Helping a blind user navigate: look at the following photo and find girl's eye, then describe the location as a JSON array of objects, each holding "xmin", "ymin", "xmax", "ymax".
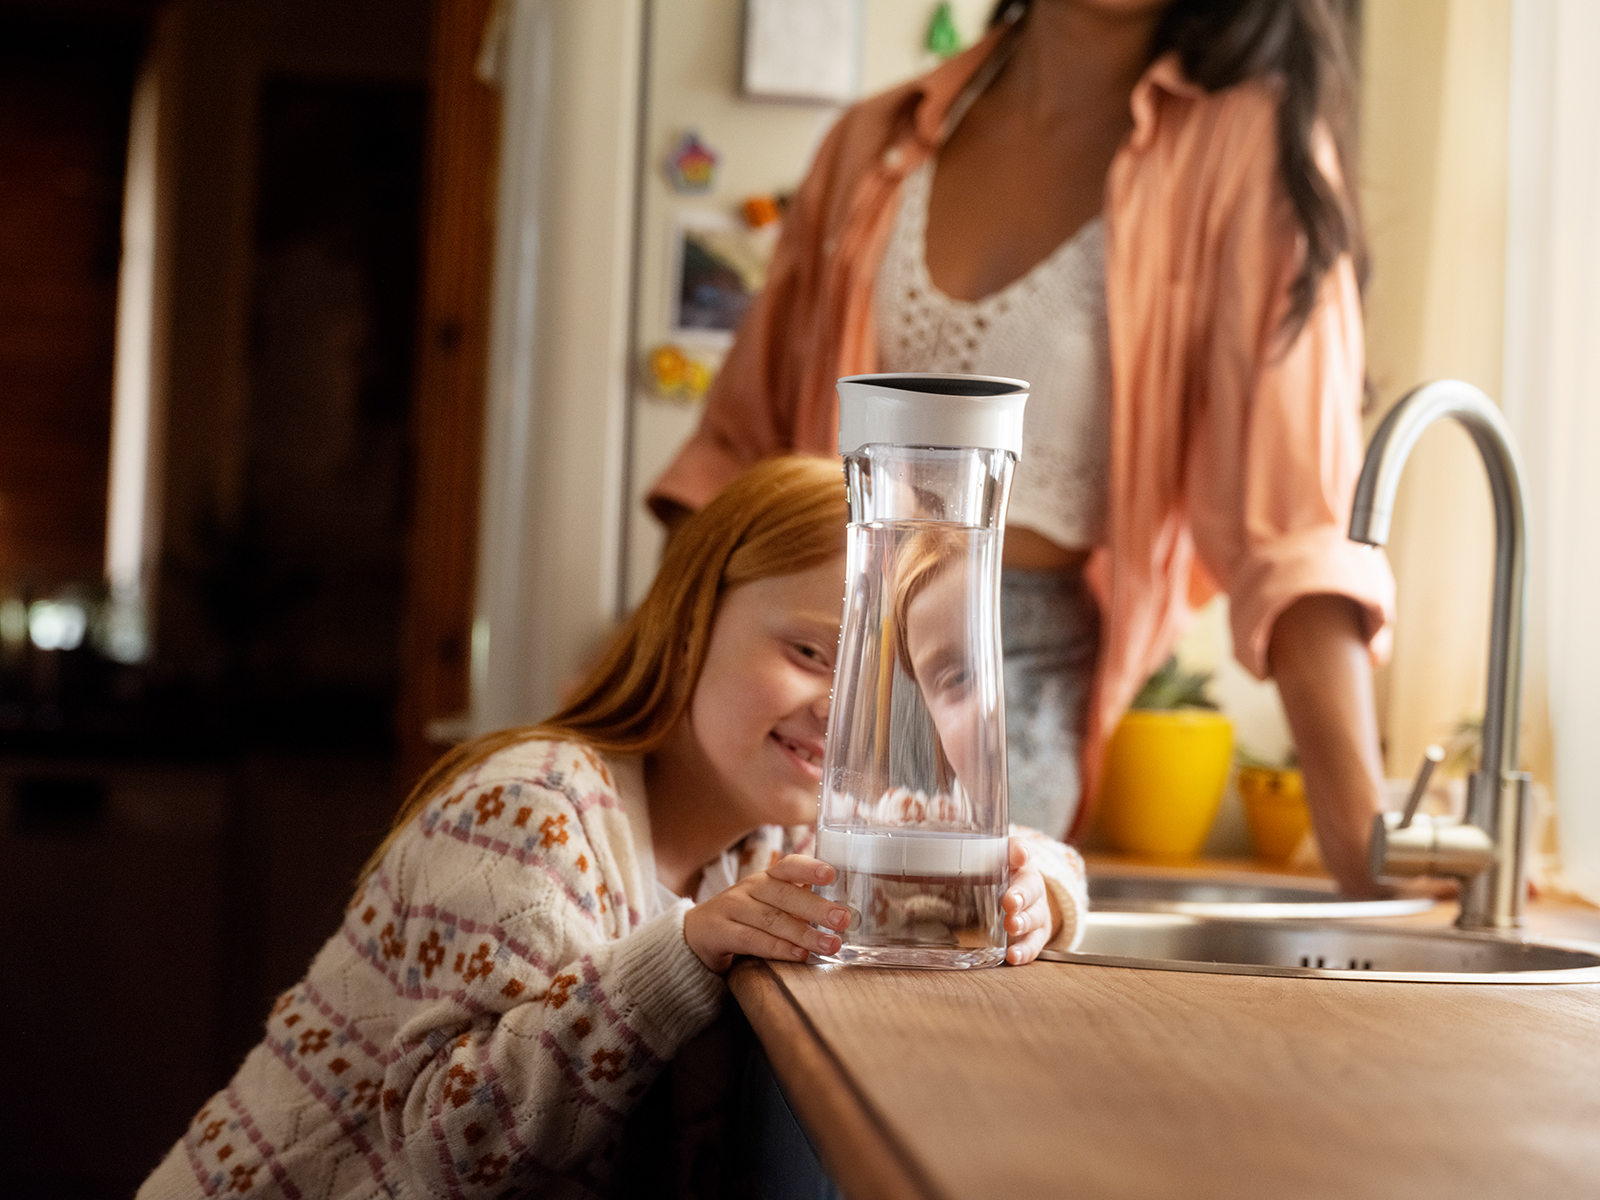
[{"xmin": 793, "ymin": 643, "xmax": 827, "ymax": 665}]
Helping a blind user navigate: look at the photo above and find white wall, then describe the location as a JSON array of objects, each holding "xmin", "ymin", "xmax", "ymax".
[{"xmin": 1360, "ymin": 0, "xmax": 1512, "ymax": 783}]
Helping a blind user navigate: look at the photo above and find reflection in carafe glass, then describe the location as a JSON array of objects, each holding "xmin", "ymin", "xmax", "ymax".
[{"xmin": 816, "ymin": 520, "xmax": 1008, "ymax": 968}]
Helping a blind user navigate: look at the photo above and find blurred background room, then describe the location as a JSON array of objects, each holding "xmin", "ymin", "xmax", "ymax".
[{"xmin": 1, "ymin": 0, "xmax": 1596, "ymax": 1194}]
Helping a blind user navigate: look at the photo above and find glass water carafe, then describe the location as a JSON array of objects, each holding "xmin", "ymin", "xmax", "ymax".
[{"xmin": 815, "ymin": 373, "xmax": 1028, "ymax": 969}]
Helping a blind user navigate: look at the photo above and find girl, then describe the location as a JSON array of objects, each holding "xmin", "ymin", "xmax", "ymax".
[
  {"xmin": 648, "ymin": 0, "xmax": 1396, "ymax": 895},
  {"xmin": 140, "ymin": 456, "xmax": 1087, "ymax": 1200}
]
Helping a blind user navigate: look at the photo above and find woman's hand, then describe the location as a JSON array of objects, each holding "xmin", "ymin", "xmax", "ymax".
[
  {"xmin": 683, "ymin": 854, "xmax": 851, "ymax": 974},
  {"xmin": 1003, "ymin": 839, "xmax": 1054, "ymax": 965}
]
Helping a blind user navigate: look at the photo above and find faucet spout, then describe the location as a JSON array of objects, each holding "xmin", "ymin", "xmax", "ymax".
[{"xmin": 1349, "ymin": 380, "xmax": 1529, "ymax": 929}]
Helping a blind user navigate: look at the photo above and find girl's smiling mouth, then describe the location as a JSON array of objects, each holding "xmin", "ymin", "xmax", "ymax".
[{"xmin": 772, "ymin": 732, "xmax": 825, "ymax": 779}]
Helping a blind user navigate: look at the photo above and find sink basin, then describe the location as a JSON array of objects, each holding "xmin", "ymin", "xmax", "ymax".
[
  {"xmin": 1087, "ymin": 868, "xmax": 1436, "ymax": 919},
  {"xmin": 1040, "ymin": 912, "xmax": 1600, "ymax": 983}
]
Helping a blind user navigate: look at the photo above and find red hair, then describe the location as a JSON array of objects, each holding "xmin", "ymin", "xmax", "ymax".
[{"xmin": 356, "ymin": 455, "xmax": 847, "ymax": 890}]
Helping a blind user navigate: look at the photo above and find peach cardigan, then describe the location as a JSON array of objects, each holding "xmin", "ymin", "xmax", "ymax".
[{"xmin": 649, "ymin": 32, "xmax": 1394, "ymax": 840}]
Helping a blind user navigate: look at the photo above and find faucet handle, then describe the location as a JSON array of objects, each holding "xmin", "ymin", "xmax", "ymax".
[
  {"xmin": 1370, "ymin": 809, "xmax": 1496, "ymax": 883},
  {"xmin": 1397, "ymin": 744, "xmax": 1446, "ymax": 830}
]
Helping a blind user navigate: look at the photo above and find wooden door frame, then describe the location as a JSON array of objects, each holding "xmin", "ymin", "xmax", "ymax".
[{"xmin": 395, "ymin": 0, "xmax": 500, "ymax": 794}]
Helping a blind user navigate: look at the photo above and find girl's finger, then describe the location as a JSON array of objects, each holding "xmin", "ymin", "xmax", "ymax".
[
  {"xmin": 724, "ymin": 890, "xmax": 844, "ymax": 954},
  {"xmin": 746, "ymin": 873, "xmax": 853, "ymax": 931},
  {"xmin": 1006, "ymin": 924, "xmax": 1049, "ymax": 966},
  {"xmin": 1005, "ymin": 890, "xmax": 1051, "ymax": 934},
  {"xmin": 1016, "ymin": 894, "xmax": 1052, "ymax": 938},
  {"xmin": 1002, "ymin": 864, "xmax": 1045, "ymax": 916},
  {"xmin": 1005, "ymin": 902, "xmax": 1031, "ymax": 937},
  {"xmin": 717, "ymin": 919, "xmax": 815, "ymax": 963},
  {"xmin": 1005, "ymin": 861, "xmax": 1054, "ymax": 939},
  {"xmin": 768, "ymin": 854, "xmax": 836, "ymax": 887}
]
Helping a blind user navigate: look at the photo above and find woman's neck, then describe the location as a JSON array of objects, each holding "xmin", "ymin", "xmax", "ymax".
[
  {"xmin": 925, "ymin": 0, "xmax": 1165, "ymax": 301},
  {"xmin": 644, "ymin": 723, "xmax": 749, "ymax": 897},
  {"xmin": 997, "ymin": 2, "xmax": 1165, "ymax": 126}
]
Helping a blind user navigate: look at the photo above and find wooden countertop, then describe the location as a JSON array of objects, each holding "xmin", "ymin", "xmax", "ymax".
[{"xmin": 729, "ymin": 867, "xmax": 1600, "ymax": 1200}]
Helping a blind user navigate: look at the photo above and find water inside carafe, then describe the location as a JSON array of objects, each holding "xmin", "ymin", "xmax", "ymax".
[{"xmin": 815, "ymin": 518, "xmax": 1008, "ymax": 969}]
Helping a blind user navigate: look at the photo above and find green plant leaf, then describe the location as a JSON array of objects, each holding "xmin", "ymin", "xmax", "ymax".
[
  {"xmin": 1130, "ymin": 655, "xmax": 1218, "ymax": 711},
  {"xmin": 1442, "ymin": 714, "xmax": 1483, "ymax": 776}
]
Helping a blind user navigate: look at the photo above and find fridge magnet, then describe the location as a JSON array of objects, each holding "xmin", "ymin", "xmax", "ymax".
[
  {"xmin": 668, "ymin": 210, "xmax": 777, "ymax": 341},
  {"xmin": 741, "ymin": 193, "xmax": 783, "ymax": 229},
  {"xmin": 643, "ymin": 342, "xmax": 716, "ymax": 405},
  {"xmin": 665, "ymin": 131, "xmax": 719, "ymax": 194},
  {"xmin": 742, "ymin": 0, "xmax": 861, "ymax": 105}
]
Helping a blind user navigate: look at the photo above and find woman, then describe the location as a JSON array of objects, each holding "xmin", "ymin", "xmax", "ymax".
[
  {"xmin": 140, "ymin": 457, "xmax": 1086, "ymax": 1200},
  {"xmin": 649, "ymin": 0, "xmax": 1393, "ymax": 894}
]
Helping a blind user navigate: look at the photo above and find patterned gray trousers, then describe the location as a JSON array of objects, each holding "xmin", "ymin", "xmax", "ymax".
[{"xmin": 1002, "ymin": 566, "xmax": 1100, "ymax": 840}]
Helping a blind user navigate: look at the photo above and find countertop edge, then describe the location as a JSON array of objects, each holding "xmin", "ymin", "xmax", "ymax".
[{"xmin": 729, "ymin": 958, "xmax": 938, "ymax": 1200}]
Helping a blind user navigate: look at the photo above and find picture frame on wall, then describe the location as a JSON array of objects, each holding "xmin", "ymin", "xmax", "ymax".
[
  {"xmin": 667, "ymin": 210, "xmax": 778, "ymax": 345},
  {"xmin": 741, "ymin": 0, "xmax": 861, "ymax": 106}
]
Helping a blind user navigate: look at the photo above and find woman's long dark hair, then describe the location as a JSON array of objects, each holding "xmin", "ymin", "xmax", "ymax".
[{"xmin": 993, "ymin": 0, "xmax": 1364, "ymax": 335}]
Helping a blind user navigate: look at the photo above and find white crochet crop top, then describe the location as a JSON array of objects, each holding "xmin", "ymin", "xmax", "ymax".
[{"xmin": 873, "ymin": 157, "xmax": 1111, "ymax": 549}]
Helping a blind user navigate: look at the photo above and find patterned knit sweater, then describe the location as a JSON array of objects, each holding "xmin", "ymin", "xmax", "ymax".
[{"xmin": 139, "ymin": 737, "xmax": 1087, "ymax": 1199}]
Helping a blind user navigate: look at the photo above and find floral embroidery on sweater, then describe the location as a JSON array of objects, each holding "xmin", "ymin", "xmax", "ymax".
[{"xmin": 150, "ymin": 740, "xmax": 725, "ymax": 1200}]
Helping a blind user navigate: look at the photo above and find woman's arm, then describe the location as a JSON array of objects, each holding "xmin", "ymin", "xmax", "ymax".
[
  {"xmin": 1174, "ymin": 94, "xmax": 1393, "ymax": 897},
  {"xmin": 1269, "ymin": 593, "xmax": 1385, "ymax": 896}
]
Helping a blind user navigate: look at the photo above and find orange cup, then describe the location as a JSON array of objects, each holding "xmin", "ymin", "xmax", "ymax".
[{"xmin": 1238, "ymin": 766, "xmax": 1311, "ymax": 863}]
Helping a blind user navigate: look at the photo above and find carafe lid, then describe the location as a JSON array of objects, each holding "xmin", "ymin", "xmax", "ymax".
[{"xmin": 837, "ymin": 373, "xmax": 1029, "ymax": 456}]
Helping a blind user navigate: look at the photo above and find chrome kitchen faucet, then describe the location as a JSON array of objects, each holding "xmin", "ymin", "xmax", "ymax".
[{"xmin": 1349, "ymin": 380, "xmax": 1531, "ymax": 931}]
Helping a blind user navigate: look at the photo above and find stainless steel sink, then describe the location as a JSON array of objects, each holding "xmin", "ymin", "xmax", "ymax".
[
  {"xmin": 1040, "ymin": 912, "xmax": 1600, "ymax": 983},
  {"xmin": 1087, "ymin": 868, "xmax": 1436, "ymax": 919}
]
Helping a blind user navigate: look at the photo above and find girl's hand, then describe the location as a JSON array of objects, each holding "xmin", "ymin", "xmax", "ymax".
[
  {"xmin": 1003, "ymin": 838, "xmax": 1054, "ymax": 965},
  {"xmin": 683, "ymin": 854, "xmax": 851, "ymax": 974}
]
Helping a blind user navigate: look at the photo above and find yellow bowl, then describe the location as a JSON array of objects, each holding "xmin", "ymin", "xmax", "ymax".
[
  {"xmin": 1096, "ymin": 709, "xmax": 1233, "ymax": 858},
  {"xmin": 1238, "ymin": 767, "xmax": 1311, "ymax": 863}
]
